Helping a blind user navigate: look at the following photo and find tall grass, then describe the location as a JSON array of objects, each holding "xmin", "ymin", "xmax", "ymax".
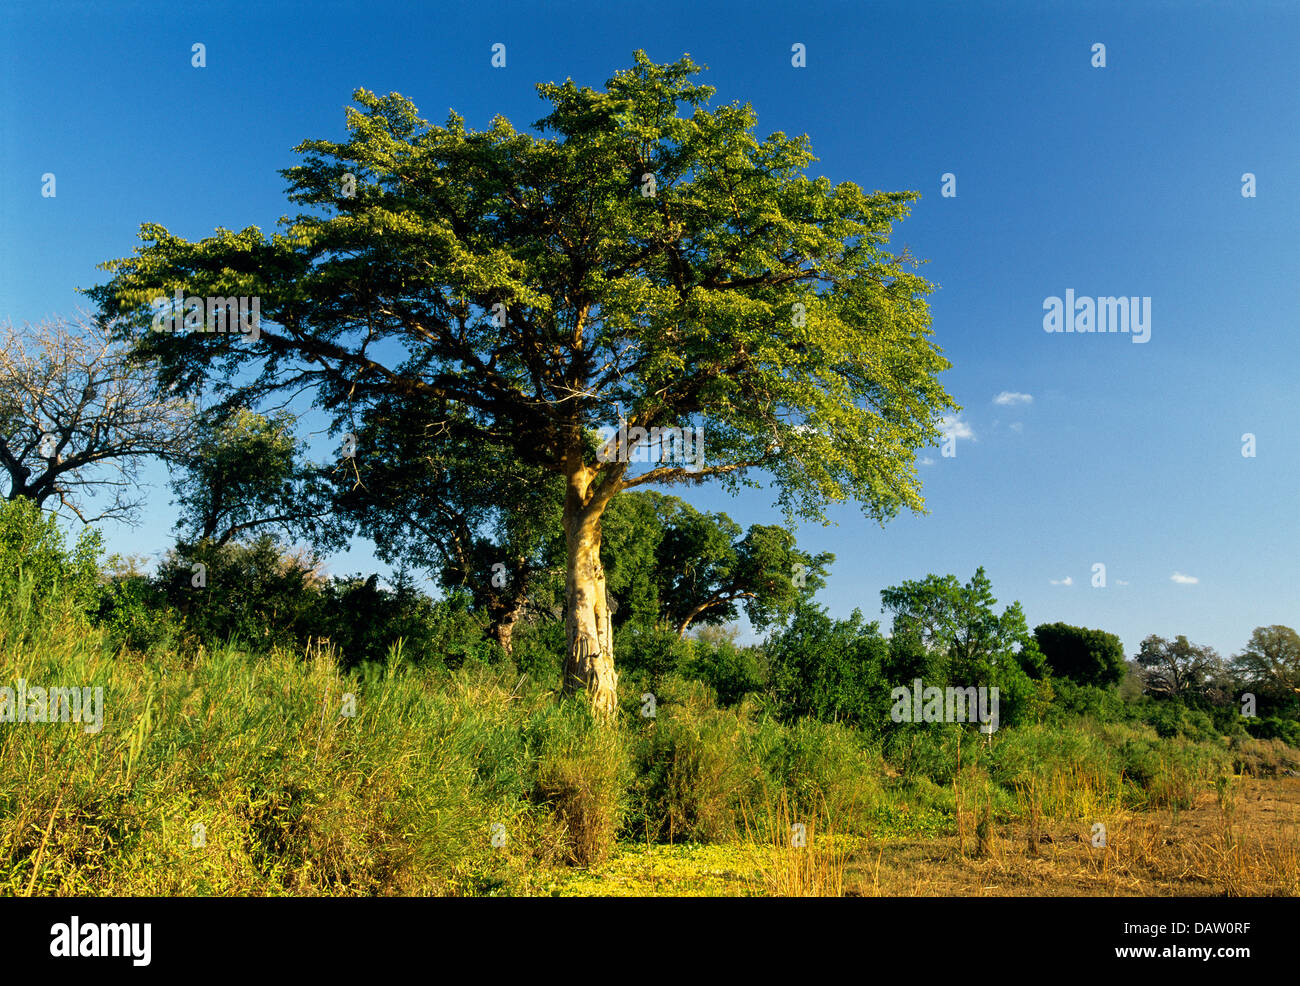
[{"xmin": 1, "ymin": 569, "xmax": 1288, "ymax": 896}]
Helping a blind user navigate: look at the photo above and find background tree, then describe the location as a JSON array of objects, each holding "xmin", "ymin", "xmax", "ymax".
[
  {"xmin": 881, "ymin": 568, "xmax": 1045, "ymax": 679},
  {"xmin": 880, "ymin": 567, "xmax": 1048, "ymax": 726},
  {"xmin": 0, "ymin": 314, "xmax": 192, "ymax": 524},
  {"xmin": 332, "ymin": 395, "xmax": 567, "ymax": 654},
  {"xmin": 91, "ymin": 52, "xmax": 957, "ymax": 713},
  {"xmin": 1032, "ymin": 622, "xmax": 1126, "ymax": 688},
  {"xmin": 1231, "ymin": 625, "xmax": 1300, "ymax": 714},
  {"xmin": 153, "ymin": 535, "xmax": 328, "ymax": 652},
  {"xmin": 642, "ymin": 493, "xmax": 831, "ymax": 637},
  {"xmin": 1134, "ymin": 634, "xmax": 1223, "ymax": 700},
  {"xmin": 765, "ymin": 602, "xmax": 889, "ymax": 727},
  {"xmin": 171, "ymin": 407, "xmax": 338, "ymax": 549}
]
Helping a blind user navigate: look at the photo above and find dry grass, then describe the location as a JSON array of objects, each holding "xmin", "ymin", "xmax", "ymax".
[
  {"xmin": 844, "ymin": 776, "xmax": 1300, "ymax": 896},
  {"xmin": 745, "ymin": 793, "xmax": 851, "ymax": 897}
]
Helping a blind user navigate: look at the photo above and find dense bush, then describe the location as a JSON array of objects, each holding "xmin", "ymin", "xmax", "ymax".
[
  {"xmin": 1048, "ymin": 680, "xmax": 1132, "ymax": 724},
  {"xmin": 1, "ymin": 497, "xmax": 1297, "ymax": 894},
  {"xmin": 1033, "ymin": 622, "xmax": 1126, "ymax": 687},
  {"xmin": 1245, "ymin": 715, "xmax": 1300, "ymax": 746},
  {"xmin": 765, "ymin": 603, "xmax": 889, "ymax": 729},
  {"xmin": 682, "ymin": 635, "xmax": 766, "ymax": 706}
]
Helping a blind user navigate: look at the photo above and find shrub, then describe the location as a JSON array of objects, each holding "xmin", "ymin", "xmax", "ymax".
[
  {"xmin": 625, "ymin": 694, "xmax": 764, "ymax": 843},
  {"xmin": 96, "ymin": 573, "xmax": 181, "ymax": 654},
  {"xmin": 0, "ymin": 496, "xmax": 102, "ymax": 619},
  {"xmin": 759, "ymin": 719, "xmax": 884, "ymax": 835},
  {"xmin": 683, "ymin": 636, "xmax": 765, "ymax": 706},
  {"xmin": 527, "ymin": 701, "xmax": 629, "ymax": 867},
  {"xmin": 1244, "ymin": 715, "xmax": 1300, "ymax": 746},
  {"xmin": 1048, "ymin": 679, "xmax": 1131, "ymax": 724},
  {"xmin": 765, "ymin": 603, "xmax": 889, "ymax": 729}
]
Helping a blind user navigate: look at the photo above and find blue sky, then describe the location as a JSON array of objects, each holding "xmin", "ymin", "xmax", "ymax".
[{"xmin": 2, "ymin": 0, "xmax": 1296, "ymax": 659}]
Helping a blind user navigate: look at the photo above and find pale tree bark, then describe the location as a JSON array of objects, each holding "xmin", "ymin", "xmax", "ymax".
[
  {"xmin": 491, "ymin": 598, "xmax": 527, "ymax": 655},
  {"xmin": 552, "ymin": 426, "xmax": 775, "ymax": 716},
  {"xmin": 560, "ymin": 455, "xmax": 619, "ymax": 717}
]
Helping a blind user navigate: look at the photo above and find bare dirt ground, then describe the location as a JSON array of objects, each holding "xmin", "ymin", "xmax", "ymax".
[{"xmin": 847, "ymin": 777, "xmax": 1300, "ymax": 897}]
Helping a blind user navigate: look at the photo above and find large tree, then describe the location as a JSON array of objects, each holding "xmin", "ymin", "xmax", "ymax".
[
  {"xmin": 333, "ymin": 395, "xmax": 567, "ymax": 655},
  {"xmin": 90, "ymin": 52, "xmax": 957, "ymax": 714},
  {"xmin": 170, "ymin": 407, "xmax": 338, "ymax": 549},
  {"xmin": 638, "ymin": 493, "xmax": 832, "ymax": 637}
]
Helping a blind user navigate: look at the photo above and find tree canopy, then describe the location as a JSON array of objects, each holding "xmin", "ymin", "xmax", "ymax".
[{"xmin": 1033, "ymin": 622, "xmax": 1126, "ymax": 688}]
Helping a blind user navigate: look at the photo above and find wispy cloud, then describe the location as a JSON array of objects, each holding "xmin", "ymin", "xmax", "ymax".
[
  {"xmin": 1116, "ymin": 579, "xmax": 1129, "ymax": 586},
  {"xmin": 1009, "ymin": 422, "xmax": 1024, "ymax": 433},
  {"xmin": 919, "ymin": 456, "xmax": 936, "ymax": 466},
  {"xmin": 1049, "ymin": 576, "xmax": 1073, "ymax": 586},
  {"xmin": 993, "ymin": 391, "xmax": 1033, "ymax": 406},
  {"xmin": 939, "ymin": 415, "xmax": 975, "ymax": 442},
  {"xmin": 1170, "ymin": 572, "xmax": 1199, "ymax": 584}
]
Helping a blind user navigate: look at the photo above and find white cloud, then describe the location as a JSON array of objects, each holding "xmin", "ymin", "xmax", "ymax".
[
  {"xmin": 993, "ymin": 391, "xmax": 1033, "ymax": 406},
  {"xmin": 1009, "ymin": 422, "xmax": 1024, "ymax": 433},
  {"xmin": 1170, "ymin": 572, "xmax": 1199, "ymax": 584},
  {"xmin": 1049, "ymin": 576, "xmax": 1073, "ymax": 586},
  {"xmin": 938, "ymin": 415, "xmax": 975, "ymax": 442},
  {"xmin": 919, "ymin": 456, "xmax": 936, "ymax": 466},
  {"xmin": 1116, "ymin": 579, "xmax": 1129, "ymax": 586}
]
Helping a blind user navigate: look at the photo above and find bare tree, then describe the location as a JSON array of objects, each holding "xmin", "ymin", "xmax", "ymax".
[
  {"xmin": 1134, "ymin": 634, "xmax": 1223, "ymax": 699},
  {"xmin": 0, "ymin": 313, "xmax": 194, "ymax": 524}
]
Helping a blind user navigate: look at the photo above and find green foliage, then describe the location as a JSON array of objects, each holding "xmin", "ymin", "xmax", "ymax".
[
  {"xmin": 1033, "ymin": 621, "xmax": 1126, "ymax": 688},
  {"xmin": 645, "ymin": 494, "xmax": 832, "ymax": 635},
  {"xmin": 682, "ymin": 634, "xmax": 766, "ymax": 706},
  {"xmin": 1232, "ymin": 625, "xmax": 1300, "ymax": 716},
  {"xmin": 625, "ymin": 696, "xmax": 764, "ymax": 843},
  {"xmin": 172, "ymin": 407, "xmax": 336, "ymax": 550},
  {"xmin": 600, "ymin": 492, "xmax": 666, "ymax": 630},
  {"xmin": 154, "ymin": 536, "xmax": 323, "ymax": 652},
  {"xmin": 1140, "ymin": 699, "xmax": 1220, "ymax": 742},
  {"xmin": 612, "ymin": 622, "xmax": 694, "ymax": 688},
  {"xmin": 1047, "ymin": 679, "xmax": 1131, "ymax": 724},
  {"xmin": 527, "ymin": 701, "xmax": 631, "ymax": 866},
  {"xmin": 1243, "ymin": 715, "xmax": 1300, "ymax": 746},
  {"xmin": 765, "ymin": 603, "xmax": 889, "ymax": 729},
  {"xmin": 0, "ymin": 497, "xmax": 103, "ymax": 620},
  {"xmin": 333, "ymin": 398, "xmax": 566, "ymax": 647},
  {"xmin": 319, "ymin": 575, "xmax": 500, "ymax": 670},
  {"xmin": 510, "ymin": 619, "xmax": 566, "ymax": 681},
  {"xmin": 758, "ymin": 719, "xmax": 884, "ymax": 835},
  {"xmin": 882, "ymin": 567, "xmax": 1037, "ymax": 681},
  {"xmin": 601, "ymin": 490, "xmax": 832, "ymax": 637},
  {"xmin": 96, "ymin": 573, "xmax": 180, "ymax": 654},
  {"xmin": 880, "ymin": 567, "xmax": 1047, "ymax": 729}
]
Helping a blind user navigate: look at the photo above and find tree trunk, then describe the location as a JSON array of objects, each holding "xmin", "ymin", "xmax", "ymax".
[
  {"xmin": 491, "ymin": 599, "xmax": 525, "ymax": 655},
  {"xmin": 561, "ymin": 503, "xmax": 617, "ymax": 717}
]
